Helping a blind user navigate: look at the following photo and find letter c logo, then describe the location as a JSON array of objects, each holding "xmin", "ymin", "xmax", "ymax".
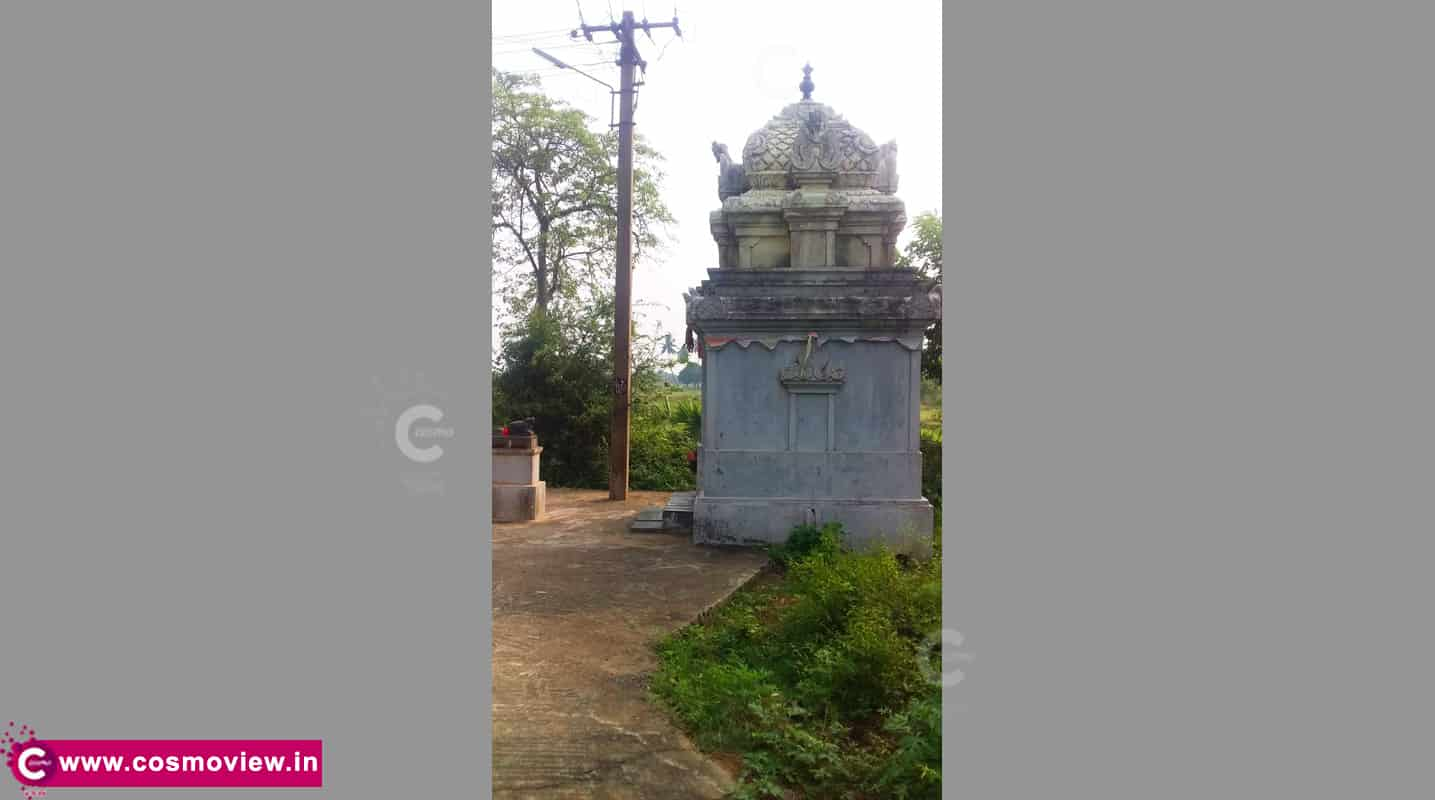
[
  {"xmin": 18, "ymin": 745, "xmax": 49, "ymax": 781},
  {"xmin": 396, "ymin": 404, "xmax": 444, "ymax": 463}
]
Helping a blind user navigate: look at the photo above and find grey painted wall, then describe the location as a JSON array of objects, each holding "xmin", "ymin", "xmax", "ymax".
[{"xmin": 700, "ymin": 337, "xmax": 926, "ymax": 501}]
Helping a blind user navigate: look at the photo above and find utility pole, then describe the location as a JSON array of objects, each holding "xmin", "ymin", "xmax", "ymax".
[{"xmin": 573, "ymin": 9, "xmax": 681, "ymax": 501}]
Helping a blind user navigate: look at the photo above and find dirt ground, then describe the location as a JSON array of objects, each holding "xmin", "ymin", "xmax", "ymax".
[{"xmin": 492, "ymin": 488, "xmax": 769, "ymax": 799}]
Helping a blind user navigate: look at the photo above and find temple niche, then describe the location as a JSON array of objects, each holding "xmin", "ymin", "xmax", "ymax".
[{"xmin": 684, "ymin": 64, "xmax": 941, "ymax": 555}]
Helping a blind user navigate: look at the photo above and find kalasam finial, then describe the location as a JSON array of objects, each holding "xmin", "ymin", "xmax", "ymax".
[{"xmin": 800, "ymin": 62, "xmax": 814, "ymax": 100}]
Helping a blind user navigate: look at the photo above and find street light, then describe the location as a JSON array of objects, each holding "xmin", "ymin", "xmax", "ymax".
[{"xmin": 532, "ymin": 48, "xmax": 616, "ymax": 125}]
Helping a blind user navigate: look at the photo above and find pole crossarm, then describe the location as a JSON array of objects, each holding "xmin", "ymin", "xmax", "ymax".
[{"xmin": 572, "ymin": 12, "xmax": 680, "ymax": 73}]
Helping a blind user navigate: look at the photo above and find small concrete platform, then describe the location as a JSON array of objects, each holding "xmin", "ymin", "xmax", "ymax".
[{"xmin": 493, "ymin": 438, "xmax": 545, "ymax": 523}]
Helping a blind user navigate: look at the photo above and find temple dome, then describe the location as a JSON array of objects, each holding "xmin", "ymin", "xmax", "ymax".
[
  {"xmin": 705, "ymin": 64, "xmax": 905, "ymax": 270},
  {"xmin": 741, "ymin": 98, "xmax": 887, "ymax": 190}
]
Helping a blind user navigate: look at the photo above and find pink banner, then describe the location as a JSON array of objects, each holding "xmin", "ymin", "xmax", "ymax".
[{"xmin": 8, "ymin": 740, "xmax": 322, "ymax": 788}]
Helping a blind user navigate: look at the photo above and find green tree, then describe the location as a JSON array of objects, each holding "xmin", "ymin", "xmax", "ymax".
[
  {"xmin": 897, "ymin": 211, "xmax": 942, "ymax": 383},
  {"xmin": 494, "ymin": 299, "xmax": 693, "ymax": 490},
  {"xmin": 493, "ymin": 304, "xmax": 615, "ymax": 487},
  {"xmin": 491, "ymin": 69, "xmax": 674, "ymax": 319}
]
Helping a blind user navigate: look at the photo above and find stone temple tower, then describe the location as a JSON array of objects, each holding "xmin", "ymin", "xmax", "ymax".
[{"xmin": 684, "ymin": 65, "xmax": 941, "ymax": 555}]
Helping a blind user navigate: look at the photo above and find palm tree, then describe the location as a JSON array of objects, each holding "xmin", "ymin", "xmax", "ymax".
[{"xmin": 660, "ymin": 333, "xmax": 678, "ymax": 356}]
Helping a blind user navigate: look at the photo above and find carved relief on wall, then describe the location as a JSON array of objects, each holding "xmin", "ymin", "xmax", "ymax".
[{"xmin": 778, "ymin": 332, "xmax": 847, "ymax": 385}]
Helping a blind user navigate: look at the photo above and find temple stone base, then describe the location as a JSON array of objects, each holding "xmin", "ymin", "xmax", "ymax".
[
  {"xmin": 493, "ymin": 445, "xmax": 545, "ymax": 522},
  {"xmin": 693, "ymin": 494, "xmax": 933, "ymax": 558}
]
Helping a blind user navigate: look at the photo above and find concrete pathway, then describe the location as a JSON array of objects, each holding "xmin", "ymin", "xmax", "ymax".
[{"xmin": 492, "ymin": 489, "xmax": 769, "ymax": 799}]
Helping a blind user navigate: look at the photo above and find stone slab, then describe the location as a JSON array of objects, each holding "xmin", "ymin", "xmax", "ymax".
[{"xmin": 494, "ymin": 481, "xmax": 545, "ymax": 523}]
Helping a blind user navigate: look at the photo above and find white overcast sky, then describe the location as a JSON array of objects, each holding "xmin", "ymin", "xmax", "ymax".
[{"xmin": 492, "ymin": 0, "xmax": 943, "ymax": 355}]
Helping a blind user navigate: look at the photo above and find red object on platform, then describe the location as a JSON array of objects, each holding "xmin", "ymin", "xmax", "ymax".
[{"xmin": 502, "ymin": 427, "xmax": 510, "ymax": 435}]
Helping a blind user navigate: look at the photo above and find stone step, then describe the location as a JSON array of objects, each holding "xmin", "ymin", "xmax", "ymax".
[
  {"xmin": 662, "ymin": 491, "xmax": 697, "ymax": 531},
  {"xmin": 629, "ymin": 508, "xmax": 668, "ymax": 533}
]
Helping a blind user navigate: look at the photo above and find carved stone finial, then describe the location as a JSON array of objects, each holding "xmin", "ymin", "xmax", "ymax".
[{"xmin": 799, "ymin": 62, "xmax": 814, "ymax": 100}]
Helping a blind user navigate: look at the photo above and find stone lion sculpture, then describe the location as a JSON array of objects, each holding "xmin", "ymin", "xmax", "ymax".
[
  {"xmin": 876, "ymin": 140, "xmax": 899, "ymax": 193},
  {"xmin": 712, "ymin": 141, "xmax": 748, "ymax": 200}
]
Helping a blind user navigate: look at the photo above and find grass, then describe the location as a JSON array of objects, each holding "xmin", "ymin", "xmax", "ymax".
[
  {"xmin": 668, "ymin": 386, "xmax": 701, "ymax": 403},
  {"xmin": 651, "ymin": 523, "xmax": 943, "ymax": 799}
]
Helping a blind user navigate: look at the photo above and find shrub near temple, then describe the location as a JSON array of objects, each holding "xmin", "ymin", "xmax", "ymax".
[
  {"xmin": 652, "ymin": 522, "xmax": 943, "ymax": 799},
  {"xmin": 628, "ymin": 404, "xmax": 698, "ymax": 491}
]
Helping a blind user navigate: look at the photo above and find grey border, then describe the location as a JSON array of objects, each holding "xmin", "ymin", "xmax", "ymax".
[
  {"xmin": 1, "ymin": 2, "xmax": 493, "ymax": 796},
  {"xmin": 947, "ymin": 3, "xmax": 1435, "ymax": 797}
]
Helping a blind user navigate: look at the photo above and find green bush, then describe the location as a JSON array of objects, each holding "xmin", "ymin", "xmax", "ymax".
[
  {"xmin": 651, "ymin": 586, "xmax": 783, "ymax": 753},
  {"xmin": 731, "ymin": 695, "xmax": 871, "ymax": 799},
  {"xmin": 873, "ymin": 689, "xmax": 943, "ymax": 799},
  {"xmin": 919, "ymin": 377, "xmax": 942, "ymax": 409},
  {"xmin": 629, "ymin": 412, "xmax": 697, "ymax": 491},
  {"xmin": 920, "ymin": 410, "xmax": 942, "ymax": 552},
  {"xmin": 492, "ymin": 310, "xmax": 612, "ymax": 487},
  {"xmin": 494, "ymin": 308, "xmax": 699, "ymax": 491},
  {"xmin": 652, "ymin": 521, "xmax": 942, "ymax": 798},
  {"xmin": 920, "ymin": 426, "xmax": 941, "ymax": 511},
  {"xmin": 668, "ymin": 395, "xmax": 702, "ymax": 439},
  {"xmin": 780, "ymin": 545, "xmax": 941, "ymax": 720},
  {"xmin": 767, "ymin": 521, "xmax": 843, "ymax": 568}
]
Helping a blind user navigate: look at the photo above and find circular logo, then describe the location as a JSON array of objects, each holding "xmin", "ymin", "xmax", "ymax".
[
  {"xmin": 395, "ymin": 404, "xmax": 451, "ymax": 463},
  {"xmin": 916, "ymin": 628, "xmax": 973, "ymax": 688},
  {"xmin": 10, "ymin": 741, "xmax": 57, "ymax": 786}
]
